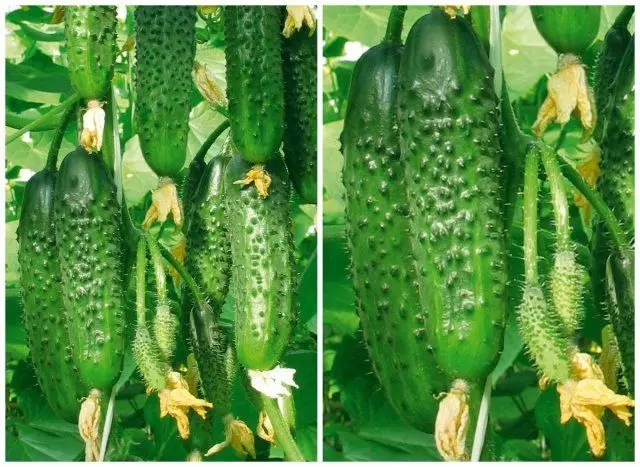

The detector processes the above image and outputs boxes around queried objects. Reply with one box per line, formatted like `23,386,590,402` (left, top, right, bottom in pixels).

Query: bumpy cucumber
398,9,507,381
54,147,125,390
530,6,601,55
281,8,317,204
224,6,284,163
64,6,117,100
225,154,296,370
134,6,197,177
18,169,86,422
186,155,231,306
342,35,448,431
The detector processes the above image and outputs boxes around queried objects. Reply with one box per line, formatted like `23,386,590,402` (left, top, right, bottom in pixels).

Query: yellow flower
573,148,601,223
443,6,470,19
532,54,595,141
80,100,106,153
78,389,102,462
282,6,315,38
557,353,634,457
435,379,470,461
158,372,212,440
234,165,272,197
205,414,256,459
257,410,276,444
142,178,183,229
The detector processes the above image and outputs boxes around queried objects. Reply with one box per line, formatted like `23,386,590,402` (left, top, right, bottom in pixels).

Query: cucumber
280,7,317,204
18,169,86,422
223,6,284,164
225,153,296,370
64,6,117,100
186,155,232,307
341,21,448,431
398,9,507,381
134,6,197,177
54,147,125,390
530,6,601,55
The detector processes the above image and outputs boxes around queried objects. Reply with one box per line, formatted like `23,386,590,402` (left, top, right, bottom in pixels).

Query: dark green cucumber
225,154,296,370
281,8,317,204
530,6,601,55
64,6,117,100
224,6,284,163
54,147,125,390
186,155,231,306
342,36,449,431
398,9,507,381
134,6,197,177
18,169,87,422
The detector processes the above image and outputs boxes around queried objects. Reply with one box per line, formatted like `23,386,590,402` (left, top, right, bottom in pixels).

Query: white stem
470,377,493,462
489,5,503,98
98,389,116,462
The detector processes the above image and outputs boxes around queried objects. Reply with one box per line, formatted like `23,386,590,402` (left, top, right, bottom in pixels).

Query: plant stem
523,146,540,285
145,232,168,307
470,377,493,462
157,242,208,312
383,6,407,44
260,395,305,462
489,6,502,96
613,5,634,28
45,101,77,171
136,238,148,325
540,146,571,252
6,92,80,145
98,389,116,462
556,154,630,257
6,110,61,131
194,119,230,162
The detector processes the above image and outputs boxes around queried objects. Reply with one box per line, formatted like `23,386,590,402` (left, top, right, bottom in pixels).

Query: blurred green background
322,5,633,462
6,5,317,461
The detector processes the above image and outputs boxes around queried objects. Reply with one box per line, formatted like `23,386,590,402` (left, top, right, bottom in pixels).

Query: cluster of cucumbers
342,5,634,459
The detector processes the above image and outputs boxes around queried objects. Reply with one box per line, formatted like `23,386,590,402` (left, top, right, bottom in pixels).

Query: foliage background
5,6,317,461
322,5,633,461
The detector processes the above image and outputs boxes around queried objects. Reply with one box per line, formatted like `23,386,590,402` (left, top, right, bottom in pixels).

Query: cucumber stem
194,119,230,162
6,92,80,145
613,5,634,28
145,232,168,308
260,395,304,462
383,6,407,44
556,154,631,257
98,389,117,462
470,377,493,462
489,6,502,96
157,242,209,312
45,101,77,171
523,146,540,284
136,238,148,325
540,146,571,252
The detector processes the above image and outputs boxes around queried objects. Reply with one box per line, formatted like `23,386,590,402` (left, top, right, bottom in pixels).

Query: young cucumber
54,147,125,390
225,153,296,370
135,6,197,177
398,9,507,381
64,6,117,101
281,7,317,204
18,169,87,422
224,6,284,164
530,6,601,55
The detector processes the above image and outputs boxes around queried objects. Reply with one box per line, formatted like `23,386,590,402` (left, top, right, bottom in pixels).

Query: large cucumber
54,147,125,390
342,32,448,431
134,6,197,177
398,9,507,381
223,6,284,164
225,153,296,370
18,169,86,422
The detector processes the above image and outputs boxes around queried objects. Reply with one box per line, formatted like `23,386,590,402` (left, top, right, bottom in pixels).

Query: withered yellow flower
78,389,102,462
81,100,106,153
205,414,256,459
234,165,272,197
193,61,228,109
168,237,187,286
143,178,183,229
257,410,276,444
573,148,601,223
159,372,212,440
282,6,315,38
443,6,471,19
435,379,470,461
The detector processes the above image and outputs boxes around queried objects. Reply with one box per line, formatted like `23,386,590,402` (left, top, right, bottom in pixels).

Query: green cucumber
398,9,507,381
280,7,317,204
54,147,125,390
530,6,601,55
341,10,449,432
18,169,87,422
64,6,117,101
134,6,197,177
223,6,284,163
225,153,296,370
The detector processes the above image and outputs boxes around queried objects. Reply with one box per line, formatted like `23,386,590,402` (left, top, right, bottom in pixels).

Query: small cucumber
530,6,601,55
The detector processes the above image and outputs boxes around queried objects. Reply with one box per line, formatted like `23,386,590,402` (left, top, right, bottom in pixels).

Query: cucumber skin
224,7,284,164
186,156,231,307
18,169,86,422
134,6,196,177
64,6,117,100
398,10,507,381
54,147,125,390
281,13,317,204
342,41,449,432
225,154,296,370
530,6,601,55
